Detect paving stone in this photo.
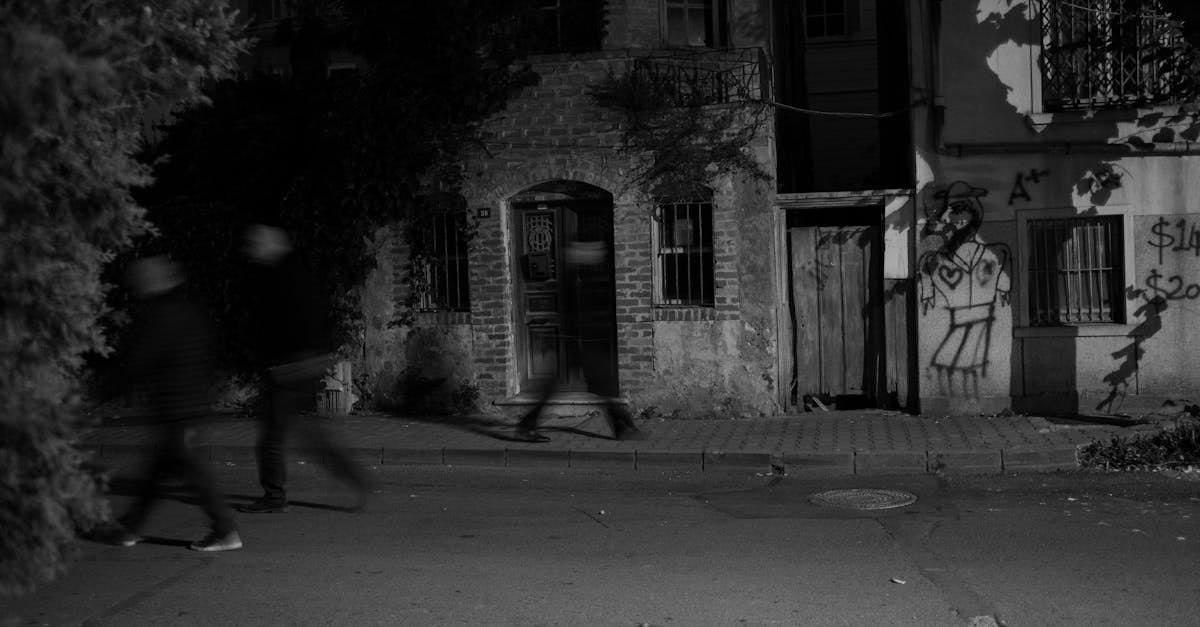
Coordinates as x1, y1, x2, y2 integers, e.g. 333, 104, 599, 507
505, 448, 570, 468
635, 450, 702, 470
703, 450, 773, 472
569, 450, 635, 470
443, 448, 506, 467
781, 452, 854, 476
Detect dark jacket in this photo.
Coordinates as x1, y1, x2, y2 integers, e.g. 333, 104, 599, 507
107, 290, 217, 421
246, 252, 333, 367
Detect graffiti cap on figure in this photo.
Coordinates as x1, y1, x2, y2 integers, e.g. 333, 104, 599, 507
934, 181, 988, 200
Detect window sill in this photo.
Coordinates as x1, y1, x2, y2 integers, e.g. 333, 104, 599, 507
1014, 323, 1139, 338
413, 311, 472, 326
1026, 103, 1200, 149
653, 306, 716, 321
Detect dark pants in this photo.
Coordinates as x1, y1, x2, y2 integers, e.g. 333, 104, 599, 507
120, 420, 236, 535
256, 378, 366, 503
518, 339, 634, 435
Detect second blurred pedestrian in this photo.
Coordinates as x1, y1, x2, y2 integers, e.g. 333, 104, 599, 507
237, 223, 369, 514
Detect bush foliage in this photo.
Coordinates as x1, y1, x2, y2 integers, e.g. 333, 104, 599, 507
0, 0, 240, 595
1078, 419, 1200, 471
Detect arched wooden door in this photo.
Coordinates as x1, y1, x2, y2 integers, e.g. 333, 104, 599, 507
512, 192, 617, 397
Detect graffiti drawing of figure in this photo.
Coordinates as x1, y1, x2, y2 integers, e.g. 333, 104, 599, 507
918, 181, 1011, 397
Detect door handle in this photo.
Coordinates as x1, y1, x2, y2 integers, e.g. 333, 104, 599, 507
528, 319, 552, 326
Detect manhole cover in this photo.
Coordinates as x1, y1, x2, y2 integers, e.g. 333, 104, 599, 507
809, 488, 917, 510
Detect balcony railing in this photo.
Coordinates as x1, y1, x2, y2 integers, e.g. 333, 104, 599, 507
628, 47, 765, 107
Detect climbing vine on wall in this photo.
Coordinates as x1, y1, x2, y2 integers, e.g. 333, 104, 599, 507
590, 60, 772, 197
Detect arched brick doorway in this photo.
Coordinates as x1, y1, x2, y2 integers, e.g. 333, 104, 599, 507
510, 181, 617, 397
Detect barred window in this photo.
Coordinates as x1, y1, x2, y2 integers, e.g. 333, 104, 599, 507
413, 214, 470, 312
1038, 0, 1198, 111
656, 199, 714, 306
665, 0, 729, 48
1027, 216, 1124, 325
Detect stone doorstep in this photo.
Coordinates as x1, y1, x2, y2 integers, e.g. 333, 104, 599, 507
703, 450, 774, 472
568, 449, 636, 469
854, 450, 929, 475
928, 449, 1004, 474
1002, 446, 1081, 471
779, 452, 855, 476
635, 450, 704, 470
504, 448, 571, 468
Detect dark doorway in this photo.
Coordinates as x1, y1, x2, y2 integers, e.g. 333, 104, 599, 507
511, 182, 617, 397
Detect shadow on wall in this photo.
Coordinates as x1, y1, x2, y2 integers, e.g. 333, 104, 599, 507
373, 327, 478, 416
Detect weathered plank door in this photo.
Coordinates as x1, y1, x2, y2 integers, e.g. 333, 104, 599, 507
789, 225, 883, 405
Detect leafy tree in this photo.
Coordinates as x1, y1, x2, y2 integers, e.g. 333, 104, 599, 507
135, 0, 541, 370
0, 0, 240, 595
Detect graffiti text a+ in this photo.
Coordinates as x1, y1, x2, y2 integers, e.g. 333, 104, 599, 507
1008, 168, 1051, 205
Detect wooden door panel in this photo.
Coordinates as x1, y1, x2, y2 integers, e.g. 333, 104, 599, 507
527, 324, 560, 380
840, 226, 868, 394
816, 227, 844, 394
790, 228, 821, 398
790, 222, 882, 404
515, 201, 617, 396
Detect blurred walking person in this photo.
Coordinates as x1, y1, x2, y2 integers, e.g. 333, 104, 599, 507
238, 223, 369, 514
514, 239, 643, 443
104, 256, 242, 551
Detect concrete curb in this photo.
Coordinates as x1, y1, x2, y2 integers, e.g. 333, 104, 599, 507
81, 443, 1084, 475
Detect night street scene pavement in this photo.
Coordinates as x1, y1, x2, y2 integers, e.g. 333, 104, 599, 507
9, 1, 1200, 626
4, 460, 1199, 626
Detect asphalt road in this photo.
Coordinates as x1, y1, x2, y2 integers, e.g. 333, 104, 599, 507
3, 462, 1198, 626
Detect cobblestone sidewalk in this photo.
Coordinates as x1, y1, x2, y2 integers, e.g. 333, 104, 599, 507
78, 408, 1159, 476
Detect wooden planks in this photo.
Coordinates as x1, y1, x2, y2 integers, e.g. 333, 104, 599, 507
790, 223, 887, 405
790, 228, 821, 399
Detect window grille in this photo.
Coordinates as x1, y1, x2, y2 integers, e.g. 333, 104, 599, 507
1038, 0, 1199, 111
1027, 216, 1124, 325
657, 200, 714, 306
413, 214, 470, 312
665, 0, 729, 48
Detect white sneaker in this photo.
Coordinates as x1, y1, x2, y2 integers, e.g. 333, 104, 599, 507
188, 530, 243, 552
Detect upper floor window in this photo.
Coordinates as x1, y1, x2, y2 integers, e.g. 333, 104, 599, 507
1026, 215, 1125, 325
523, 0, 605, 54
1038, 0, 1199, 111
656, 198, 715, 306
412, 214, 471, 312
664, 0, 729, 48
805, 0, 853, 38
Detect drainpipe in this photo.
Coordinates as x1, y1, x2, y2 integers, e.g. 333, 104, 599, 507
944, 141, 1200, 156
